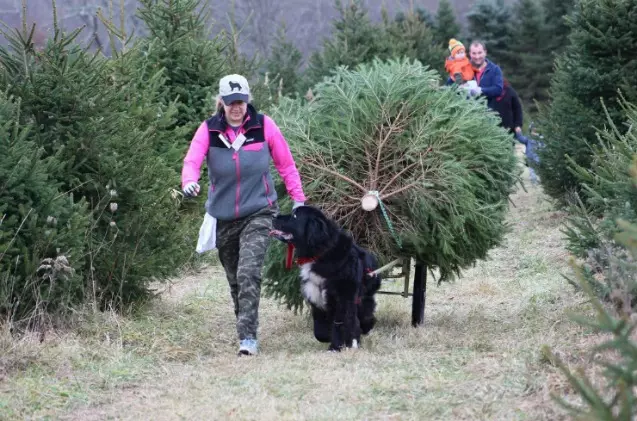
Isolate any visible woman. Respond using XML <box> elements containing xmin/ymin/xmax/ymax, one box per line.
<box><xmin>181</xmin><ymin>74</ymin><xmax>306</xmax><ymax>356</ymax></box>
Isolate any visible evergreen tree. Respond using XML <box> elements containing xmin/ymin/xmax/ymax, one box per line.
<box><xmin>466</xmin><ymin>0</ymin><xmax>515</xmax><ymax>74</ymax></box>
<box><xmin>395</xmin><ymin>7</ymin><xmax>435</xmax><ymax>28</ymax></box>
<box><xmin>0</xmin><ymin>90</ymin><xmax>89</xmax><ymax>320</ymax></box>
<box><xmin>564</xmin><ymin>97</ymin><xmax>637</xmax><ymax>272</ymax></box>
<box><xmin>0</xmin><ymin>16</ymin><xmax>197</xmax><ymax>313</ymax></box>
<box><xmin>301</xmin><ymin>0</ymin><xmax>384</xmax><ymax>91</ymax></box>
<box><xmin>507</xmin><ymin>0</ymin><xmax>551</xmax><ymax>110</ymax></box>
<box><xmin>264</xmin><ymin>23</ymin><xmax>303</xmax><ymax>98</ymax></box>
<box><xmin>536</xmin><ymin>0</ymin><xmax>637</xmax><ymax>203</ymax></box>
<box><xmin>544</xmin><ymin>194</ymin><xmax>637</xmax><ymax>419</ymax></box>
<box><xmin>135</xmin><ymin>0</ymin><xmax>228</xmax><ymax>158</ymax></box>
<box><xmin>264</xmin><ymin>59</ymin><xmax>518</xmax><ymax>311</ymax></box>
<box><xmin>434</xmin><ymin>0</ymin><xmax>461</xmax><ymax>47</ymax></box>
<box><xmin>541</xmin><ymin>0</ymin><xmax>576</xmax><ymax>59</ymax></box>
<box><xmin>382</xmin><ymin>10</ymin><xmax>446</xmax><ymax>76</ymax></box>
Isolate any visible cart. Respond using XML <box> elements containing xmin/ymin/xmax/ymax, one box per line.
<box><xmin>369</xmin><ymin>258</ymin><xmax>427</xmax><ymax>327</ymax></box>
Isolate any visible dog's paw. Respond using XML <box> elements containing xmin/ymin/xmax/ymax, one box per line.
<box><xmin>328</xmin><ymin>344</ymin><xmax>342</xmax><ymax>352</ymax></box>
<box><xmin>360</xmin><ymin>316</ymin><xmax>376</xmax><ymax>335</ymax></box>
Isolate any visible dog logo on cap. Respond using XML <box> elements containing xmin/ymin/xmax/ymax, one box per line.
<box><xmin>228</xmin><ymin>81</ymin><xmax>242</xmax><ymax>92</ymax></box>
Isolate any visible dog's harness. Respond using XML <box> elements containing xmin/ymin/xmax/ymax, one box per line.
<box><xmin>283</xmin><ymin>243</ymin><xmax>376</xmax><ymax>306</ymax></box>
<box><xmin>283</xmin><ymin>243</ymin><xmax>323</xmax><ymax>269</ymax></box>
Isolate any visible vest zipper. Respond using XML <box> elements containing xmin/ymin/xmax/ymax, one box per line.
<box><xmin>263</xmin><ymin>174</ymin><xmax>273</xmax><ymax>206</ymax></box>
<box><xmin>234</xmin><ymin>151</ymin><xmax>240</xmax><ymax>218</ymax></box>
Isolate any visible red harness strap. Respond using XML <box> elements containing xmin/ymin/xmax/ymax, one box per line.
<box><xmin>285</xmin><ymin>243</ymin><xmax>295</xmax><ymax>269</ymax></box>
<box><xmin>284</xmin><ymin>243</ymin><xmax>320</xmax><ymax>269</ymax></box>
<box><xmin>285</xmin><ymin>245</ymin><xmax>369</xmax><ymax>306</ymax></box>
<box><xmin>295</xmin><ymin>256</ymin><xmax>319</xmax><ymax>265</ymax></box>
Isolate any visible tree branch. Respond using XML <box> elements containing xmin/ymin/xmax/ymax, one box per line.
<box><xmin>379</xmin><ymin>161</ymin><xmax>419</xmax><ymax>196</ymax></box>
<box><xmin>302</xmin><ymin>160</ymin><xmax>367</xmax><ymax>193</ymax></box>
<box><xmin>373</xmin><ymin>101</ymin><xmax>407</xmax><ymax>190</ymax></box>
<box><xmin>381</xmin><ymin>181</ymin><xmax>422</xmax><ymax>201</ymax></box>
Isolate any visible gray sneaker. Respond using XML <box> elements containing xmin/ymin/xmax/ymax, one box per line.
<box><xmin>238</xmin><ymin>339</ymin><xmax>258</xmax><ymax>356</ymax></box>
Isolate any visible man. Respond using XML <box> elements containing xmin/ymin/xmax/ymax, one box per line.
<box><xmin>447</xmin><ymin>40</ymin><xmax>504</xmax><ymax>111</ymax></box>
<box><xmin>465</xmin><ymin>40</ymin><xmax>504</xmax><ymax>110</ymax></box>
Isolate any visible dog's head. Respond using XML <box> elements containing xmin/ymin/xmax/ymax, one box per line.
<box><xmin>271</xmin><ymin>206</ymin><xmax>338</xmax><ymax>255</ymax></box>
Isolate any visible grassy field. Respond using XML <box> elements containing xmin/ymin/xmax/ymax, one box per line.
<box><xmin>0</xmin><ymin>157</ymin><xmax>598</xmax><ymax>420</ymax></box>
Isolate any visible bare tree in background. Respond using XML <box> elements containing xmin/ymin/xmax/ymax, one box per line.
<box><xmin>0</xmin><ymin>0</ymin><xmax>24</xmax><ymax>31</ymax></box>
<box><xmin>232</xmin><ymin>0</ymin><xmax>282</xmax><ymax>57</ymax></box>
<box><xmin>2</xmin><ymin>0</ymin><xmax>480</xmax><ymax>62</ymax></box>
<box><xmin>0</xmin><ymin>0</ymin><xmax>20</xmax><ymax>15</ymax></box>
<box><xmin>56</xmin><ymin>0</ymin><xmax>145</xmax><ymax>53</ymax></box>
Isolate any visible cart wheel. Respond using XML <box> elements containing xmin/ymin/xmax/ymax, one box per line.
<box><xmin>411</xmin><ymin>262</ymin><xmax>427</xmax><ymax>327</ymax></box>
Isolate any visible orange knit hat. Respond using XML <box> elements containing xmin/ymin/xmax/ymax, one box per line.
<box><xmin>448</xmin><ymin>38</ymin><xmax>465</xmax><ymax>56</ymax></box>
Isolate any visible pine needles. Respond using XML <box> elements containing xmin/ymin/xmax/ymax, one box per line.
<box><xmin>263</xmin><ymin>58</ymin><xmax>520</xmax><ymax>311</ymax></box>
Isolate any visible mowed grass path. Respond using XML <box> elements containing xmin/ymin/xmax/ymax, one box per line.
<box><xmin>1</xmin><ymin>161</ymin><xmax>594</xmax><ymax>420</ymax></box>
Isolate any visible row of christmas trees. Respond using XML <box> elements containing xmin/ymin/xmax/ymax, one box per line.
<box><xmin>2</xmin><ymin>0</ymin><xmax>637</xmax><ymax>415</ymax></box>
<box><xmin>0</xmin><ymin>0</ymin><xmax>255</xmax><ymax>323</ymax></box>
<box><xmin>0</xmin><ymin>0</ymin><xmax>521</xmax><ymax>323</ymax></box>
<box><xmin>262</xmin><ymin>0</ymin><xmax>575</xmax><ymax>112</ymax></box>
<box><xmin>265</xmin><ymin>0</ymin><xmax>637</xmax><ymax>314</ymax></box>
<box><xmin>1</xmin><ymin>0</ymin><xmax>635</xmax><ymax>324</ymax></box>
<box><xmin>523</xmin><ymin>1</ymin><xmax>637</xmax><ymax>416</ymax></box>
<box><xmin>264</xmin><ymin>1</ymin><xmax>637</xmax><ymax>415</ymax></box>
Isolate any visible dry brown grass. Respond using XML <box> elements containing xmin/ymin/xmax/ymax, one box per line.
<box><xmin>0</xmin><ymin>153</ymin><xmax>602</xmax><ymax>420</ymax></box>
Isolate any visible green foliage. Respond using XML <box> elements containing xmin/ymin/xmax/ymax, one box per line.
<box><xmin>263</xmin><ymin>58</ymin><xmax>519</xmax><ymax>311</ymax></box>
<box><xmin>301</xmin><ymin>0</ymin><xmax>385</xmax><ymax>92</ymax></box>
<box><xmin>466</xmin><ymin>0</ymin><xmax>514</xmax><ymax>72</ymax></box>
<box><xmin>433</xmin><ymin>0</ymin><xmax>462</xmax><ymax>47</ymax></box>
<box><xmin>381</xmin><ymin>10</ymin><xmax>446</xmax><ymax>77</ymax></box>
<box><xmin>0</xmin><ymin>91</ymin><xmax>90</xmax><ymax>320</ymax></box>
<box><xmin>543</xmin><ymin>160</ymin><xmax>637</xmax><ymax>419</ymax></box>
<box><xmin>133</xmin><ymin>0</ymin><xmax>228</xmax><ymax>165</ymax></box>
<box><xmin>563</xmin><ymin>98</ymin><xmax>637</xmax><ymax>303</ymax></box>
<box><xmin>507</xmin><ymin>0</ymin><xmax>551</xmax><ymax>110</ymax></box>
<box><xmin>264</xmin><ymin>23</ymin><xmax>303</xmax><ymax>98</ymax></box>
<box><xmin>536</xmin><ymin>0</ymin><xmax>637</xmax><ymax>203</ymax></box>
<box><xmin>540</xmin><ymin>0</ymin><xmax>576</xmax><ymax>59</ymax></box>
<box><xmin>0</xmin><ymin>17</ymin><xmax>197</xmax><ymax>316</ymax></box>
<box><xmin>394</xmin><ymin>7</ymin><xmax>434</xmax><ymax>28</ymax></box>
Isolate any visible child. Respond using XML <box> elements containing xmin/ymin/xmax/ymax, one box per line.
<box><xmin>515</xmin><ymin>122</ymin><xmax>545</xmax><ymax>185</ymax></box>
<box><xmin>445</xmin><ymin>38</ymin><xmax>474</xmax><ymax>84</ymax></box>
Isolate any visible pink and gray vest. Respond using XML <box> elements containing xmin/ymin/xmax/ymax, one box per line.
<box><xmin>204</xmin><ymin>105</ymin><xmax>278</xmax><ymax>220</ymax></box>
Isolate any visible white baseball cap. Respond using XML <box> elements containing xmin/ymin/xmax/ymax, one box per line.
<box><xmin>219</xmin><ymin>74</ymin><xmax>250</xmax><ymax>104</ymax></box>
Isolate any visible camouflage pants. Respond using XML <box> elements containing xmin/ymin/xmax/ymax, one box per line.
<box><xmin>216</xmin><ymin>206</ymin><xmax>276</xmax><ymax>340</ymax></box>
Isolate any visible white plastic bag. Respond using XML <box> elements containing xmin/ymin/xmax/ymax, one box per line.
<box><xmin>196</xmin><ymin>212</ymin><xmax>217</xmax><ymax>253</ymax></box>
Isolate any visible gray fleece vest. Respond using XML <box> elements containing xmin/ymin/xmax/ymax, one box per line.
<box><xmin>204</xmin><ymin>106</ymin><xmax>277</xmax><ymax>221</ymax></box>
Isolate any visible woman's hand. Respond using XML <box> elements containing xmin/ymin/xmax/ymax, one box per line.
<box><xmin>183</xmin><ymin>182</ymin><xmax>200</xmax><ymax>197</ymax></box>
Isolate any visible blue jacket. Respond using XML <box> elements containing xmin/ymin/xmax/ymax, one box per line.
<box><xmin>446</xmin><ymin>59</ymin><xmax>504</xmax><ymax>109</ymax></box>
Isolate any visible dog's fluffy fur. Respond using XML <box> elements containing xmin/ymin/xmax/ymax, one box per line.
<box><xmin>272</xmin><ymin>206</ymin><xmax>381</xmax><ymax>351</ymax></box>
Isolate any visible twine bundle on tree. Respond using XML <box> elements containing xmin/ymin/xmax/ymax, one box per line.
<box><xmin>263</xmin><ymin>58</ymin><xmax>519</xmax><ymax>312</ymax></box>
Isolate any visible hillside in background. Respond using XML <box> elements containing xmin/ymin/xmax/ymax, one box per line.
<box><xmin>0</xmin><ymin>0</ymin><xmax>507</xmax><ymax>61</ymax></box>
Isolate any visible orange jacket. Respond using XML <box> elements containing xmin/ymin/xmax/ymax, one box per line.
<box><xmin>445</xmin><ymin>56</ymin><xmax>475</xmax><ymax>83</ymax></box>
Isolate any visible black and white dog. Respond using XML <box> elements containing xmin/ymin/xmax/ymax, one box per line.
<box><xmin>271</xmin><ymin>205</ymin><xmax>382</xmax><ymax>351</ymax></box>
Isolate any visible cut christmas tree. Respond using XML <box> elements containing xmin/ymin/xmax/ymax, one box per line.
<box><xmin>263</xmin><ymin>58</ymin><xmax>519</xmax><ymax>312</ymax></box>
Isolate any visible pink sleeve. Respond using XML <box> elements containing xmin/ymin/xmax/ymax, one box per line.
<box><xmin>181</xmin><ymin>121</ymin><xmax>209</xmax><ymax>188</ymax></box>
<box><xmin>264</xmin><ymin>115</ymin><xmax>306</xmax><ymax>202</ymax></box>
